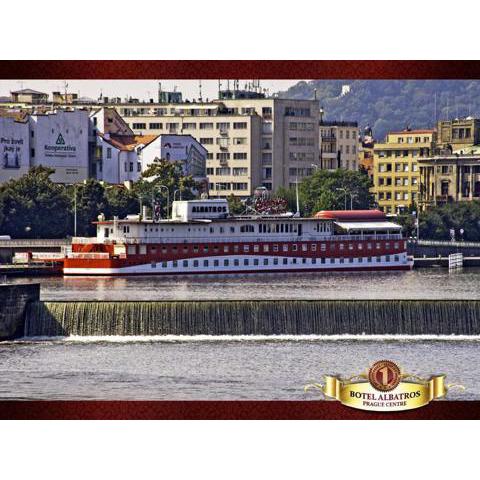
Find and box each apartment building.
[372,129,436,214]
[84,92,319,197]
[319,121,359,170]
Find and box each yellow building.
[372,129,436,214]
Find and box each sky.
[0,80,303,102]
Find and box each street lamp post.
[73,184,77,237]
[156,185,170,219]
[336,187,348,210]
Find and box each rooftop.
[99,133,159,152]
[11,88,47,95]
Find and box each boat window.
[376,256,381,262]
[194,260,199,267]
[254,245,259,252]
[274,258,279,265]
[311,244,317,252]
[273,244,279,252]
[183,260,188,267]
[172,261,178,267]
[292,244,298,252]
[224,259,229,266]
[234,259,239,266]
[358,244,363,250]
[302,244,307,251]
[263,258,269,265]
[244,259,249,266]
[283,258,288,265]
[263,245,269,252]
[283,244,288,252]
[204,260,209,267]
[340,258,345,264]
[230,227,235,233]
[213,245,219,253]
[302,258,307,264]
[234,245,239,253]
[244,245,250,252]
[386,255,391,261]
[358,257,363,263]
[203,245,209,252]
[339,244,344,250]
[162,262,167,268]
[254,259,259,266]
[183,246,188,253]
[214,260,219,267]
[224,246,229,253]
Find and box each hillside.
[278,80,480,140]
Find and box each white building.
[0,109,90,184]
[0,111,30,182]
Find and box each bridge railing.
[409,239,480,248]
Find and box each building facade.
[372,129,436,214]
[418,153,480,208]
[436,118,480,152]
[319,121,359,170]
[78,93,320,196]
[0,109,90,184]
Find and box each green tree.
[419,202,480,241]
[0,166,71,238]
[73,179,108,236]
[134,160,198,218]
[105,185,139,219]
[277,169,374,216]
[227,194,244,214]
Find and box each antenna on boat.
[295,177,300,217]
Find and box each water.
[24,300,480,336]
[10,268,480,301]
[0,337,475,400]
[4,269,480,400]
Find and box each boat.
[63,199,413,276]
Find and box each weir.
[24,300,480,336]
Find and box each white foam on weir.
[18,334,480,343]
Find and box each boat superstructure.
[64,199,412,275]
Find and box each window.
[233,122,247,129]
[132,123,146,130]
[200,138,213,145]
[233,137,247,145]
[233,153,247,160]
[183,260,188,268]
[199,123,213,129]
[149,123,162,129]
[233,167,248,176]
[224,259,229,267]
[106,147,112,159]
[217,122,230,130]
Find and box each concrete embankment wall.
[24,299,480,336]
[0,284,40,340]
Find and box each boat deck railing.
[72,233,404,245]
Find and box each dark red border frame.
[1,401,479,420]
[1,60,480,79]
[1,60,480,420]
